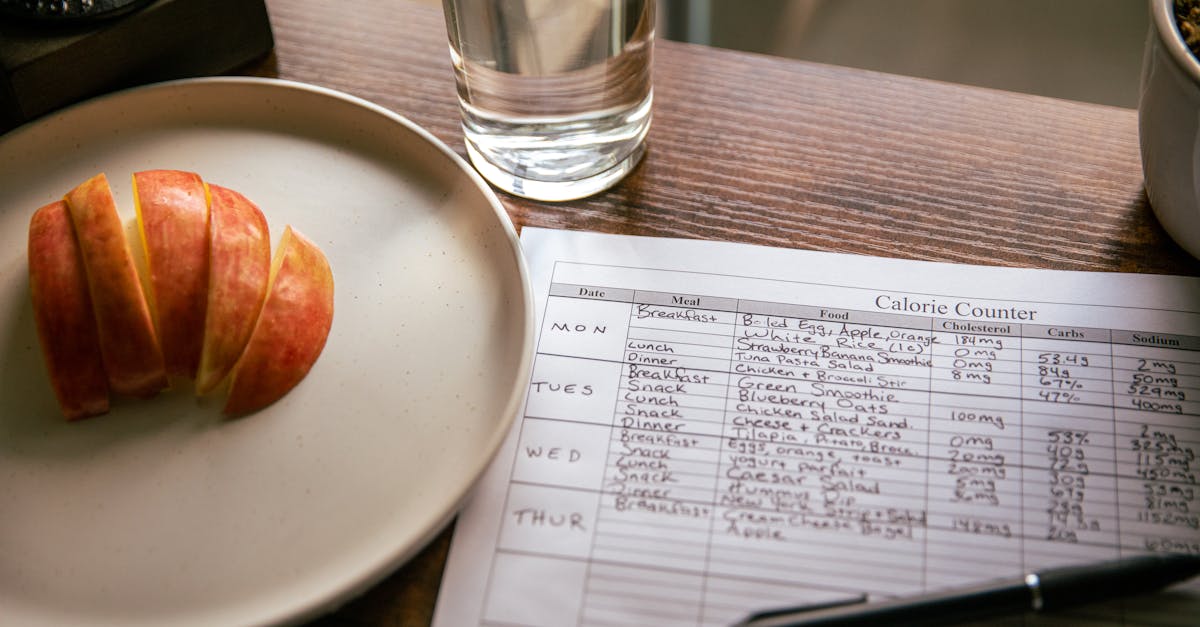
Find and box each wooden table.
[238,1,1200,624]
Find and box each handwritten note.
[433,228,1200,626]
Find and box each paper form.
[432,227,1200,626]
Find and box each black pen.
[732,553,1200,627]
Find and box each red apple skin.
[64,173,167,398]
[133,170,210,379]
[28,201,111,420]
[224,226,333,417]
[195,184,271,395]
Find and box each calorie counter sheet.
[432,227,1200,627]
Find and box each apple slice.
[133,170,210,379]
[27,200,110,419]
[224,226,333,416]
[195,184,271,394]
[64,173,167,398]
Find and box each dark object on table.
[733,554,1200,627]
[0,0,273,133]
[0,0,154,22]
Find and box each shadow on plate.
[0,272,225,459]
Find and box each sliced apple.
[132,170,210,379]
[63,173,167,398]
[224,226,333,417]
[195,184,271,394]
[27,201,111,419]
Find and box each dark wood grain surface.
[242,0,1200,624]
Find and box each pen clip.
[736,593,869,626]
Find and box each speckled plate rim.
[0,77,534,626]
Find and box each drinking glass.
[441,0,655,201]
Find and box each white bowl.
[1141,0,1200,258]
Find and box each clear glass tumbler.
[441,0,655,201]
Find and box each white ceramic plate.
[0,78,533,625]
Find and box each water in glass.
[442,0,654,201]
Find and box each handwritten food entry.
[433,228,1200,626]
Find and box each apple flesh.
[29,172,334,418]
[133,170,210,379]
[27,201,111,419]
[195,184,271,395]
[224,226,333,417]
[63,173,167,398]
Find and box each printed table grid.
[484,277,1200,627]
